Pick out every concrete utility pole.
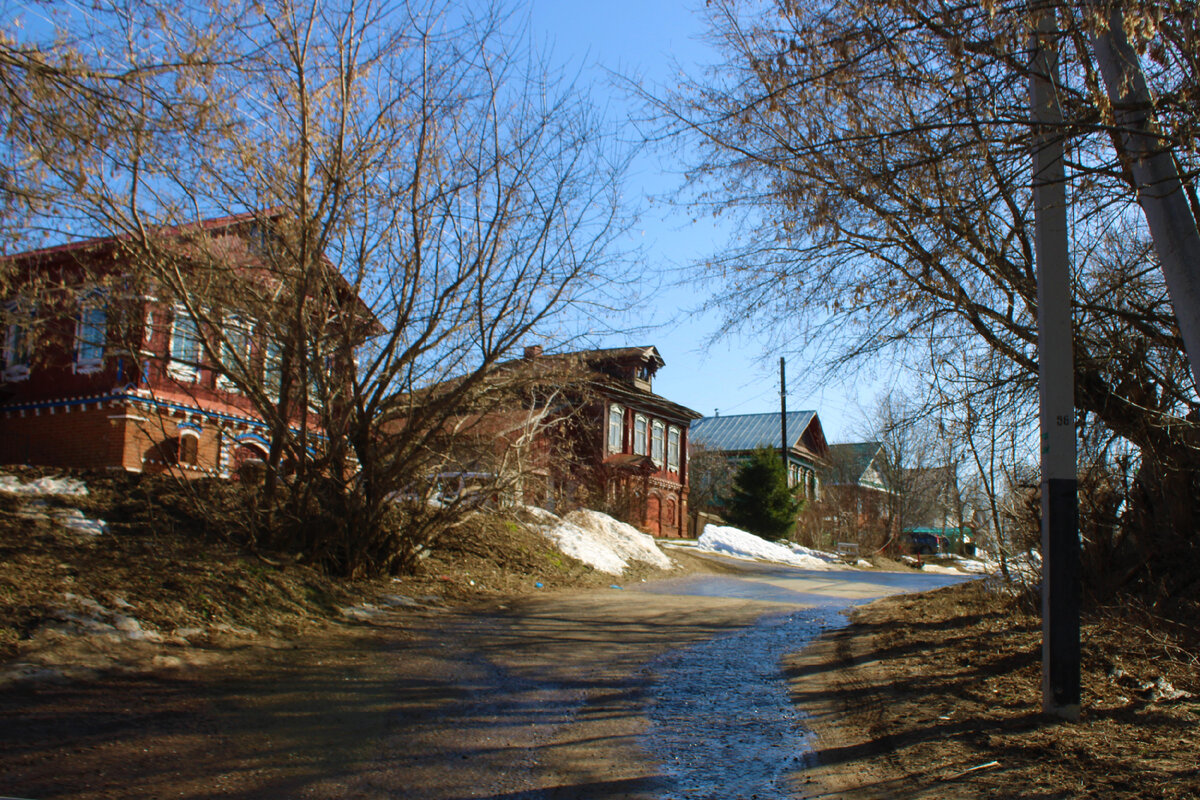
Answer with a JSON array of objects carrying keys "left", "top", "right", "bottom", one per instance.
[
  {"left": 1091, "top": 5, "right": 1200, "bottom": 394},
  {"left": 1031, "top": 6, "right": 1080, "bottom": 721}
]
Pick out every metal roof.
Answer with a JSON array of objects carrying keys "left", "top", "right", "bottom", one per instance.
[{"left": 689, "top": 411, "right": 818, "bottom": 452}]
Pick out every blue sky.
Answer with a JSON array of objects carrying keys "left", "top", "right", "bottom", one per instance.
[{"left": 524, "top": 0, "right": 889, "bottom": 442}]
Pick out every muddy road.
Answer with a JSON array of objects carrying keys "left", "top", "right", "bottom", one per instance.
[{"left": 3, "top": 556, "right": 965, "bottom": 800}]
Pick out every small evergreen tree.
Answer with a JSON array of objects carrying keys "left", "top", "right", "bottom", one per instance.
[{"left": 725, "top": 447, "right": 804, "bottom": 539}]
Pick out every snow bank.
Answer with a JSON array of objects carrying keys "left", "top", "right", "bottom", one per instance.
[
  {"left": 697, "top": 525, "right": 846, "bottom": 570},
  {"left": 0, "top": 473, "right": 89, "bottom": 496},
  {"left": 919, "top": 563, "right": 963, "bottom": 574},
  {"left": 949, "top": 556, "right": 993, "bottom": 574},
  {"left": 522, "top": 506, "right": 673, "bottom": 575}
]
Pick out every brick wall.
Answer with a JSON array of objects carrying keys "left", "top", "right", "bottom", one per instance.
[
  {"left": 1, "top": 400, "right": 234, "bottom": 477},
  {"left": 0, "top": 403, "right": 127, "bottom": 469}
]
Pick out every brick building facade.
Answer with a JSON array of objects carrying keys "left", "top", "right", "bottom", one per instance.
[{"left": 0, "top": 214, "right": 352, "bottom": 477}]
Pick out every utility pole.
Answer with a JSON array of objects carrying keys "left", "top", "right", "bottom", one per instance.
[
  {"left": 1091, "top": 5, "right": 1200, "bottom": 394},
  {"left": 780, "top": 357, "right": 789, "bottom": 473},
  {"left": 1031, "top": 5, "right": 1080, "bottom": 721}
]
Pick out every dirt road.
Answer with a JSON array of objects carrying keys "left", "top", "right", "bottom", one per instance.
[{"left": 3, "top": 558, "right": 963, "bottom": 800}]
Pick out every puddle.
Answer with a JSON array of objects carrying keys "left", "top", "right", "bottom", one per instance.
[
  {"left": 645, "top": 605, "right": 845, "bottom": 799},
  {"left": 641, "top": 570, "right": 969, "bottom": 799}
]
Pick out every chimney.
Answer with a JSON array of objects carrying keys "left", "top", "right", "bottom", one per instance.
[{"left": 523, "top": 345, "right": 543, "bottom": 360}]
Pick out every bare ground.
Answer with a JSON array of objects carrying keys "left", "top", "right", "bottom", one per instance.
[
  {"left": 787, "top": 581, "right": 1200, "bottom": 799},
  {"left": 3, "top": 468, "right": 1199, "bottom": 799}
]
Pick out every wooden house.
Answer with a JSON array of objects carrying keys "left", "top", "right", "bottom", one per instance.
[
  {"left": 688, "top": 411, "right": 829, "bottom": 501},
  {"left": 444, "top": 345, "right": 701, "bottom": 537}
]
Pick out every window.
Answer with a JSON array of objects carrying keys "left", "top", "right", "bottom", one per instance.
[
  {"left": 651, "top": 420, "right": 665, "bottom": 466},
  {"left": 1, "top": 300, "right": 33, "bottom": 381},
  {"left": 168, "top": 306, "right": 202, "bottom": 380},
  {"left": 74, "top": 298, "right": 107, "bottom": 373},
  {"left": 217, "top": 316, "right": 253, "bottom": 392},
  {"left": 633, "top": 413, "right": 648, "bottom": 455},
  {"left": 263, "top": 339, "right": 284, "bottom": 400},
  {"left": 667, "top": 426, "right": 681, "bottom": 472},
  {"left": 607, "top": 404, "right": 623, "bottom": 453},
  {"left": 177, "top": 431, "right": 200, "bottom": 466},
  {"left": 306, "top": 345, "right": 332, "bottom": 410}
]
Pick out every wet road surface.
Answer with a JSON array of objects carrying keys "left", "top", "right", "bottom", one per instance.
[
  {"left": 304, "top": 557, "right": 970, "bottom": 800},
  {"left": 636, "top": 563, "right": 967, "bottom": 799}
]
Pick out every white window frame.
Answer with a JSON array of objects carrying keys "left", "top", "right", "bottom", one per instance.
[
  {"left": 633, "top": 413, "right": 648, "bottom": 456},
  {"left": 1, "top": 299, "right": 33, "bottom": 382},
  {"left": 216, "top": 315, "right": 253, "bottom": 393},
  {"left": 177, "top": 428, "right": 201, "bottom": 467},
  {"left": 168, "top": 305, "right": 203, "bottom": 381},
  {"left": 651, "top": 420, "right": 665, "bottom": 466},
  {"left": 607, "top": 404, "right": 623, "bottom": 453},
  {"left": 667, "top": 426, "right": 681, "bottom": 472},
  {"left": 73, "top": 293, "right": 107, "bottom": 374},
  {"left": 263, "top": 338, "right": 284, "bottom": 401}
]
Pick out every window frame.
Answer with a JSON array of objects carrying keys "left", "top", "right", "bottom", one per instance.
[
  {"left": 216, "top": 314, "right": 253, "bottom": 393},
  {"left": 73, "top": 292, "right": 107, "bottom": 374},
  {"left": 607, "top": 404, "right": 624, "bottom": 453},
  {"left": 177, "top": 430, "right": 200, "bottom": 467},
  {"left": 667, "top": 426, "right": 681, "bottom": 472},
  {"left": 633, "top": 413, "right": 648, "bottom": 456},
  {"left": 651, "top": 420, "right": 665, "bottom": 466},
  {"left": 263, "top": 338, "right": 284, "bottom": 401},
  {"left": 168, "top": 305, "right": 203, "bottom": 381},
  {"left": 1, "top": 299, "right": 33, "bottom": 382}
]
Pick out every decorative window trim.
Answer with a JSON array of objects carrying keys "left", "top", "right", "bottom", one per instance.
[
  {"left": 651, "top": 420, "right": 665, "bottom": 466},
  {"left": 177, "top": 428, "right": 201, "bottom": 467},
  {"left": 216, "top": 314, "right": 253, "bottom": 393},
  {"left": 633, "top": 413, "right": 648, "bottom": 456},
  {"left": 73, "top": 292, "right": 107, "bottom": 374},
  {"left": 607, "top": 404, "right": 623, "bottom": 453},
  {"left": 1, "top": 298, "right": 33, "bottom": 382},
  {"left": 168, "top": 305, "right": 202, "bottom": 381},
  {"left": 667, "top": 426, "right": 681, "bottom": 472}
]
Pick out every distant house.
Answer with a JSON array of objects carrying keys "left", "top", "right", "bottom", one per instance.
[
  {"left": 822, "top": 441, "right": 891, "bottom": 529},
  {"left": 689, "top": 411, "right": 829, "bottom": 501},
  {"left": 0, "top": 213, "right": 374, "bottom": 477},
  {"left": 900, "top": 464, "right": 975, "bottom": 554}
]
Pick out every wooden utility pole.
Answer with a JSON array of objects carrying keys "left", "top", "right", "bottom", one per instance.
[
  {"left": 1031, "top": 5, "right": 1080, "bottom": 721},
  {"left": 780, "top": 357, "right": 789, "bottom": 473}
]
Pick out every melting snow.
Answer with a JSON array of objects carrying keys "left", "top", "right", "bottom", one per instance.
[
  {"left": 697, "top": 525, "right": 847, "bottom": 570},
  {"left": 522, "top": 507, "right": 673, "bottom": 575},
  {"left": 0, "top": 473, "right": 89, "bottom": 496}
]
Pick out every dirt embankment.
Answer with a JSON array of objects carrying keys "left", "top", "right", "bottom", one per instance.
[
  {"left": 788, "top": 580, "right": 1200, "bottom": 799},
  {"left": 4, "top": 467, "right": 1198, "bottom": 799}
]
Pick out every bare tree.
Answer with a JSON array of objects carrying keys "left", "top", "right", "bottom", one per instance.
[
  {"left": 3, "top": 0, "right": 633, "bottom": 576},
  {"left": 652, "top": 0, "right": 1200, "bottom": 598}
]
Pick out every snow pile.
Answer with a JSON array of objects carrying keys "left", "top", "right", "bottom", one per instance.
[
  {"left": 523, "top": 506, "right": 673, "bottom": 575},
  {"left": 53, "top": 507, "right": 109, "bottom": 536},
  {"left": 919, "top": 563, "right": 963, "bottom": 575},
  {"left": 47, "top": 593, "right": 164, "bottom": 643},
  {"left": 949, "top": 556, "right": 992, "bottom": 574},
  {"left": 789, "top": 541, "right": 847, "bottom": 566},
  {"left": 697, "top": 525, "right": 845, "bottom": 570},
  {"left": 0, "top": 472, "right": 89, "bottom": 496}
]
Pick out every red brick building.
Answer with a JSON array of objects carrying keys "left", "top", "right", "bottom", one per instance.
[{"left": 0, "top": 214, "right": 363, "bottom": 477}]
